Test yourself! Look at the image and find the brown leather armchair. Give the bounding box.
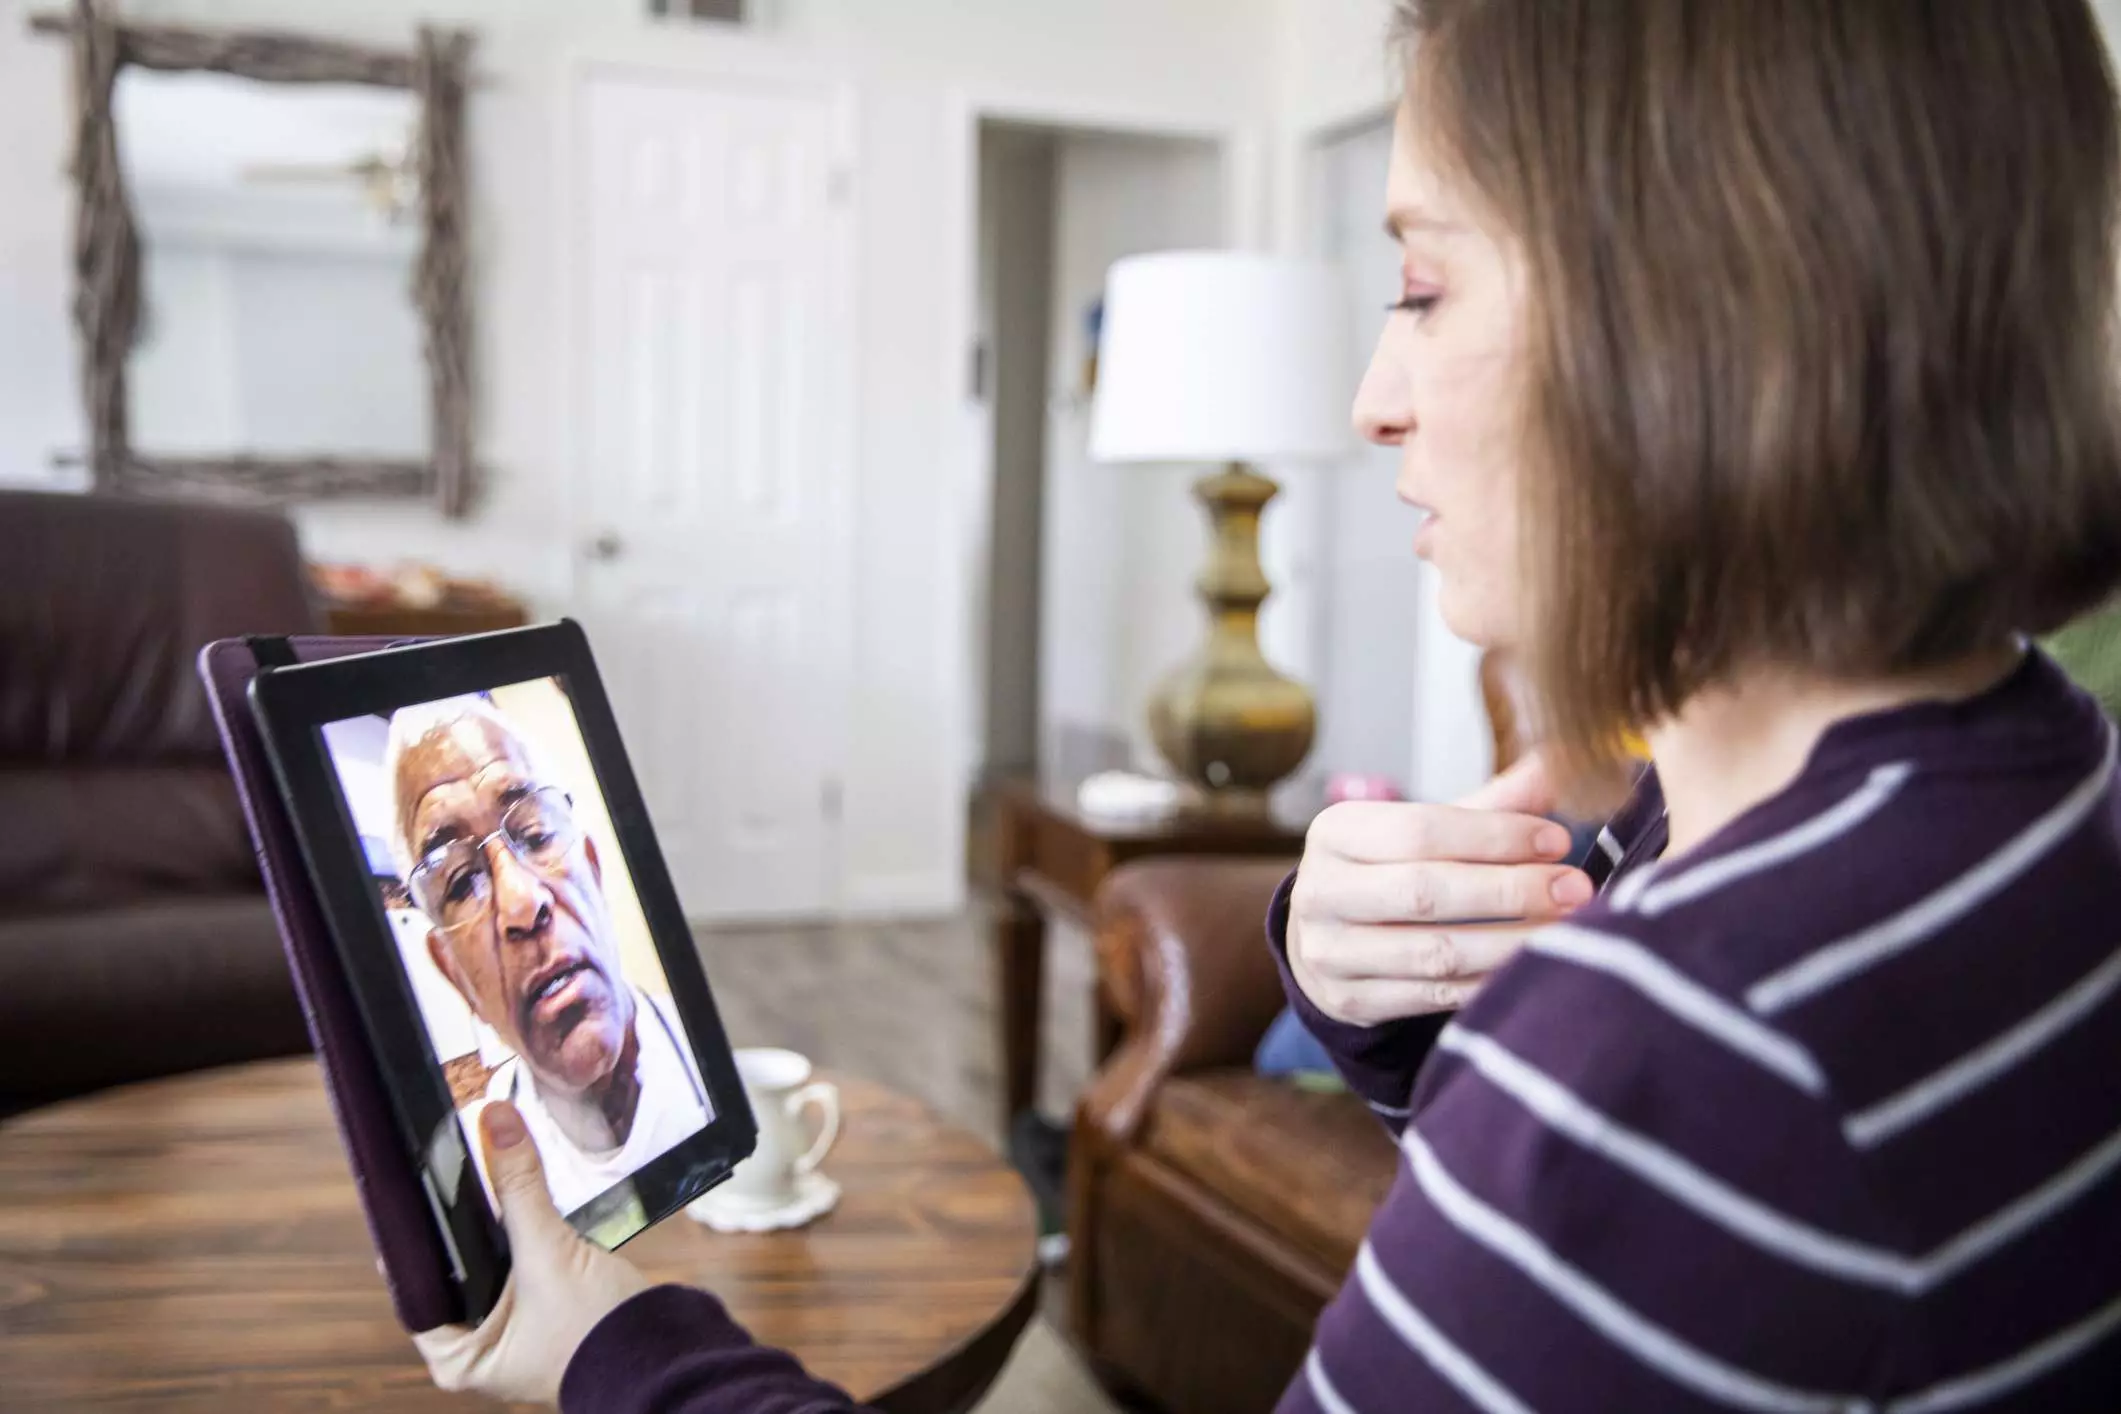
[1069,857,1399,1414]
[0,491,316,1113]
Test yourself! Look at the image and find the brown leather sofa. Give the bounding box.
[1069,857,1399,1414]
[0,491,315,1113]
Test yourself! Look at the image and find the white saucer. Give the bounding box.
[685,1171,841,1233]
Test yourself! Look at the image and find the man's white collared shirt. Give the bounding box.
[482,987,710,1216]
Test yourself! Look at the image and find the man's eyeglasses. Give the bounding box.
[407,786,581,935]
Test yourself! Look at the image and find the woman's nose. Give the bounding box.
[1352,329,1412,447]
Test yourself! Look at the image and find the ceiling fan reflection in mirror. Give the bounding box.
[240,147,416,223]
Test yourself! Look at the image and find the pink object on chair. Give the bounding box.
[1326,773,1405,804]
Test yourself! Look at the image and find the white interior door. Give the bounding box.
[573,67,852,924]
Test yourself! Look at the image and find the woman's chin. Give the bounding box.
[1435,583,1515,650]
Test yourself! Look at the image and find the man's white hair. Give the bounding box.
[381,694,557,878]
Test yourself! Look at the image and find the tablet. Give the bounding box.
[248,620,754,1320]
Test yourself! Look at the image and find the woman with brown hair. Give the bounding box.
[416,2,2121,1409]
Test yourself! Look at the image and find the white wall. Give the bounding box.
[0,0,1279,913]
[0,0,77,490]
[1271,0,1398,140]
[1038,131,1225,774]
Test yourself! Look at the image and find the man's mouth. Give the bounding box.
[520,958,602,1034]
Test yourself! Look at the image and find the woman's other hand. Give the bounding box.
[1287,750,1595,1026]
[413,1102,651,1407]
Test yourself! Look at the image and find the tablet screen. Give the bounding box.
[317,675,714,1221]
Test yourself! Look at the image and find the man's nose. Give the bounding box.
[1352,326,1412,446]
[489,840,553,940]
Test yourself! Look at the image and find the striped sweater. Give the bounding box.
[555,649,2120,1413]
[1274,649,2121,1413]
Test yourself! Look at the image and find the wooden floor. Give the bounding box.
[694,908,1116,1414]
[698,905,1100,1148]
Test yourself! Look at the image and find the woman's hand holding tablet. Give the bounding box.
[415,1100,652,1405]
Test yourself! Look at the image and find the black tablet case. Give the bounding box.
[198,634,461,1332]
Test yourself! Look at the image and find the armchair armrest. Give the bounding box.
[1079,856,1296,1144]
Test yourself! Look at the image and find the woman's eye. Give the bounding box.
[1389,293,1441,320]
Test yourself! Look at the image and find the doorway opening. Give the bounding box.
[968,119,1229,808]
[962,116,1231,1221]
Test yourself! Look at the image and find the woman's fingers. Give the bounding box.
[1298,857,1592,926]
[1303,921,1537,983]
[478,1102,576,1263]
[1310,800,1575,868]
[1287,749,1599,1028]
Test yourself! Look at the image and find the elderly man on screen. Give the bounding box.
[385,695,708,1216]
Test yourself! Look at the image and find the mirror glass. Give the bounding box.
[117,69,429,460]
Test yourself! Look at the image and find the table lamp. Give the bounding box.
[1090,251,1347,810]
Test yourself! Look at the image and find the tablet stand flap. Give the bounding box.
[197,635,461,1333]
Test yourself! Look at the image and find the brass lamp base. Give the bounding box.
[1149,462,1315,809]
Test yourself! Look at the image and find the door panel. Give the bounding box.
[575,70,849,922]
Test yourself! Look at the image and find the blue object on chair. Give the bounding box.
[1255,1003,1337,1077]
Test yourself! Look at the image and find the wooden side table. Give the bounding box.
[321,598,530,638]
[0,1060,1037,1412]
[984,776,1309,1133]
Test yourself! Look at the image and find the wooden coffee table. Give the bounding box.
[0,1060,1037,1412]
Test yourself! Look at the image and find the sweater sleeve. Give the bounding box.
[560,1285,871,1414]
[1268,869,1449,1132]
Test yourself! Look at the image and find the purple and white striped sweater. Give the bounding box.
[1276,649,2121,1413]
[557,649,2121,1413]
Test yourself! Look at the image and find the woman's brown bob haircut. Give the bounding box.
[1396,0,2121,773]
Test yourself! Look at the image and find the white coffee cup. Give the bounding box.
[717,1047,840,1209]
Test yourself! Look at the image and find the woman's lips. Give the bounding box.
[1412,508,1439,558]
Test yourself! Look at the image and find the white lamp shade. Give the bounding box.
[1090,251,1349,464]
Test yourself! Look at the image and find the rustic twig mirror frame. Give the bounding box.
[31,2,477,514]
